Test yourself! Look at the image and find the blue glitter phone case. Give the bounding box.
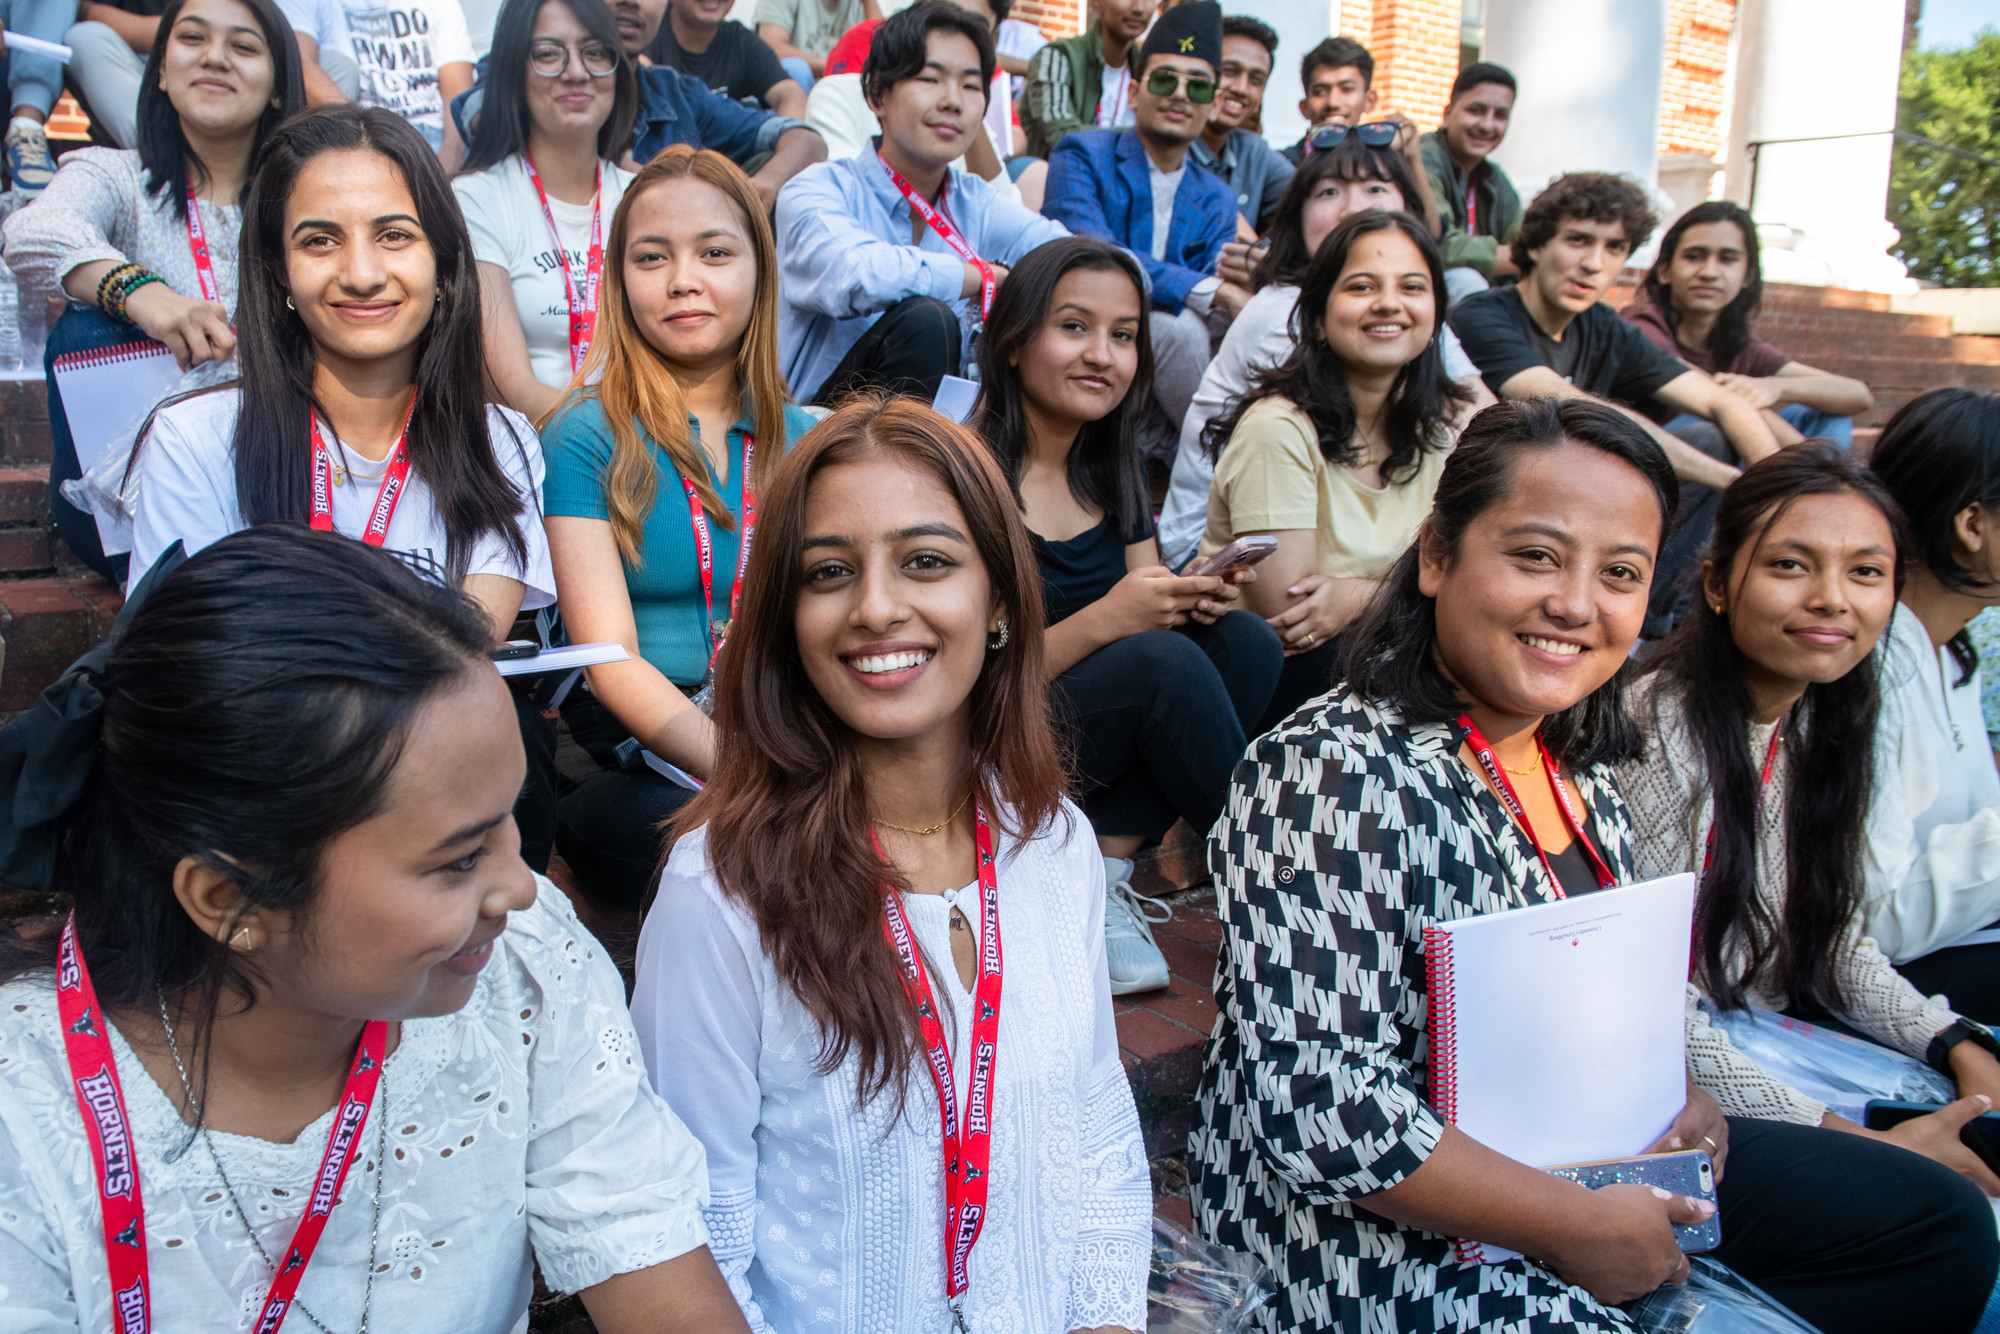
[1545,1150,1721,1253]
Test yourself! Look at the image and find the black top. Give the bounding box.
[645,18,788,107]
[1447,285,1688,408]
[1544,837,1604,899]
[1030,510,1155,624]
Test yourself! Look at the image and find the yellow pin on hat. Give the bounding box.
[1178,34,1194,51]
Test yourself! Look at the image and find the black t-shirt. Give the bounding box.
[1545,838,1605,899]
[645,18,789,108]
[1031,510,1156,625]
[1448,285,1688,409]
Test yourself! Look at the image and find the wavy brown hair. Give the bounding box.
[670,396,1067,1107]
[549,145,789,563]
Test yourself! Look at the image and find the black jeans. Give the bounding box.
[1710,1115,1997,1334]
[512,681,558,876]
[810,295,962,406]
[554,692,698,912]
[1051,610,1282,842]
[1898,936,2000,1025]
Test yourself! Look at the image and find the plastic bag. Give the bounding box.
[61,358,236,560]
[1630,1256,1822,1333]
[1147,1214,1274,1333]
[1700,1002,1954,1123]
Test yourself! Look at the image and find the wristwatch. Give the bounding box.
[1927,1017,2000,1075]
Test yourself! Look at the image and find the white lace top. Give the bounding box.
[632,806,1152,1334]
[1618,679,1958,1125]
[0,880,711,1332]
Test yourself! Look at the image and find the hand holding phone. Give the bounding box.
[1192,534,1278,580]
[1864,1097,2000,1194]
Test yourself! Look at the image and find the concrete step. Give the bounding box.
[0,574,123,712]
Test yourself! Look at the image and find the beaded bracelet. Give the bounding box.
[94,262,145,316]
[100,265,165,323]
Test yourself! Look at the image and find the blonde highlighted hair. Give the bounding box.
[549,145,789,564]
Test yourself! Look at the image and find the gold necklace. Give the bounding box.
[1501,749,1544,777]
[874,791,970,837]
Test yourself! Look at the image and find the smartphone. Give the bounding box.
[1864,1099,2000,1173]
[491,639,539,661]
[1193,535,1279,579]
[1545,1151,1721,1254]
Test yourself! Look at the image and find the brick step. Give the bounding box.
[1120,824,1220,1164]
[0,466,60,578]
[0,380,52,466]
[0,575,123,712]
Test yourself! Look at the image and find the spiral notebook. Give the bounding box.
[50,339,182,474]
[1424,872,1696,1263]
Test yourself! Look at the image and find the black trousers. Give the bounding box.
[553,693,698,912]
[1709,1115,1997,1334]
[1899,938,2000,1026]
[1051,611,1282,843]
[810,295,962,406]
[1257,637,1343,737]
[511,682,557,876]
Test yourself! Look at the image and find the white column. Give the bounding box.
[1479,0,1667,198]
[1722,0,1910,291]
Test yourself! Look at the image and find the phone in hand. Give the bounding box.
[1545,1150,1721,1254]
[1192,535,1278,579]
[1865,1099,2000,1173]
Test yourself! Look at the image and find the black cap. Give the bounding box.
[1138,0,1222,75]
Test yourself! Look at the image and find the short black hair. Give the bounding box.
[1449,61,1515,102]
[1512,171,1658,274]
[863,0,996,108]
[1222,14,1278,59]
[1300,35,1372,89]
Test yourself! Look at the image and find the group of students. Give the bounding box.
[3,0,2000,1332]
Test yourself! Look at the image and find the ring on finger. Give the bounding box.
[1301,632,1316,648]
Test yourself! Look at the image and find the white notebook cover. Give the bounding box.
[1424,872,1696,1171]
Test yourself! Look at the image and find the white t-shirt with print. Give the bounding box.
[454,156,635,392]
[1096,61,1133,128]
[130,387,555,606]
[338,0,475,137]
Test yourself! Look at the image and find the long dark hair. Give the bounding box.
[1644,200,1763,372]
[460,0,638,175]
[1203,210,1473,471]
[1870,388,2000,686]
[974,237,1153,542]
[1340,397,1678,768]
[232,105,530,580]
[138,0,305,220]
[1253,132,1423,293]
[672,397,1066,1109]
[1643,445,1906,1012]
[0,527,496,1116]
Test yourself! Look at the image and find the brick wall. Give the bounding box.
[1366,0,1462,128]
[1658,0,1732,157]
[1014,0,1084,40]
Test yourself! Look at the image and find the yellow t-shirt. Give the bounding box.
[1200,395,1453,580]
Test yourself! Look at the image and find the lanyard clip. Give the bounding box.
[950,1299,969,1334]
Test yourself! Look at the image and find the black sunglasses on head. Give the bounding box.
[1307,121,1399,151]
[1144,67,1217,103]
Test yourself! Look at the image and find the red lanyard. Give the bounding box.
[524,154,604,374]
[56,916,387,1334]
[1458,714,1616,898]
[184,185,221,304]
[878,154,995,320]
[310,396,416,548]
[679,432,756,667]
[1701,721,1785,875]
[874,801,1002,1326]
[1464,176,1478,233]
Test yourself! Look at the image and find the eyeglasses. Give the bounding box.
[529,40,619,78]
[1144,67,1217,104]
[1307,120,1399,151]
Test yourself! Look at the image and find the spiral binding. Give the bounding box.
[1423,923,1459,1124]
[50,338,173,373]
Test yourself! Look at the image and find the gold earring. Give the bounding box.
[230,926,256,952]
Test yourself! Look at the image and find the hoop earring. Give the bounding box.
[987,620,1009,651]
[284,294,294,310]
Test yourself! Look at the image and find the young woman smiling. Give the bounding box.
[1158,134,1492,570]
[1187,398,1998,1334]
[454,0,638,420]
[0,527,745,1332]
[540,146,816,912]
[2,0,304,580]
[1199,208,1476,732]
[630,396,1152,1331]
[1618,444,2000,1199]
[975,236,1280,993]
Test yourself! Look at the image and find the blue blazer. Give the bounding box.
[1041,128,1237,315]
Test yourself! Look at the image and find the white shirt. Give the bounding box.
[1157,283,1481,570]
[0,881,712,1332]
[1095,61,1132,128]
[631,807,1152,1334]
[129,387,556,607]
[1146,160,1181,263]
[454,156,635,390]
[281,0,476,136]
[1863,603,2000,960]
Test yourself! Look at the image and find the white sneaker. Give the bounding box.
[4,119,54,196]
[1104,865,1173,995]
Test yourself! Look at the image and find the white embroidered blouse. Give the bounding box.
[0,880,711,1333]
[631,804,1153,1334]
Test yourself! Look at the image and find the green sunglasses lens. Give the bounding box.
[1186,77,1215,102]
[1146,69,1217,102]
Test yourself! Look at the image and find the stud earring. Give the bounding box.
[229,926,256,952]
[987,620,1010,651]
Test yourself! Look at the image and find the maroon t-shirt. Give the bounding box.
[1619,300,1793,424]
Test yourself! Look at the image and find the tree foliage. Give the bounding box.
[1890,31,2000,287]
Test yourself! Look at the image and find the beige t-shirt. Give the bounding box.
[753,0,863,56]
[1200,395,1453,580]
